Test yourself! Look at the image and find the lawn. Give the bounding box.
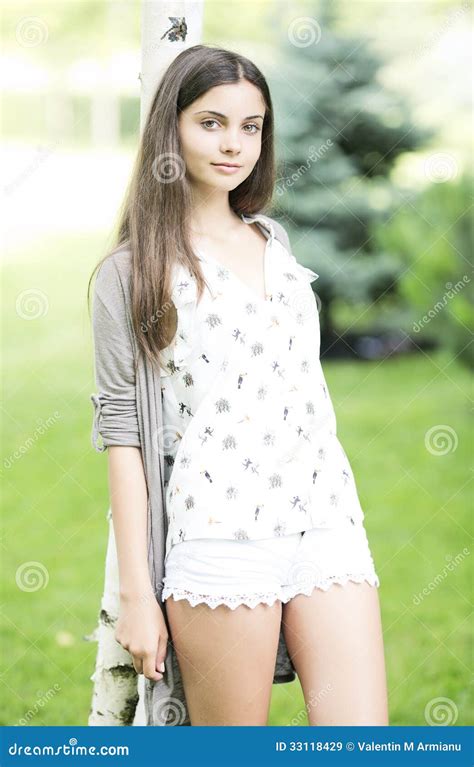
[2,232,472,726]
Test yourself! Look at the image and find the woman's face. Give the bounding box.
[178,79,266,192]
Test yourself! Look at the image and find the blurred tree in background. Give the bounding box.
[373,174,473,367]
[269,4,433,353]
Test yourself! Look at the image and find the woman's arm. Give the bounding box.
[108,445,152,600]
[90,252,168,681]
[90,254,140,452]
[108,445,168,682]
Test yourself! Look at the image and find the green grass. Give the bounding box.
[2,232,472,726]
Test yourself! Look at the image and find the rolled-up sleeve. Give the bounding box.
[90,254,141,452]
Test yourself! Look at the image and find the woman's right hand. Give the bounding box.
[115,590,169,682]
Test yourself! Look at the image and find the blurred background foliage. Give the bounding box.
[3,0,472,362]
[2,0,472,728]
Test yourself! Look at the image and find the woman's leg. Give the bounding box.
[166,597,283,725]
[282,581,388,725]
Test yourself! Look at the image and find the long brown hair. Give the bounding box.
[87,44,275,372]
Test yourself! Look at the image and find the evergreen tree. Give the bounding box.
[269,5,431,350]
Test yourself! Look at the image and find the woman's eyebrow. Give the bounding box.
[194,110,264,120]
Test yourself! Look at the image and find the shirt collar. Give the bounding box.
[240,212,275,244]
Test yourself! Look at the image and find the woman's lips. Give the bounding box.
[211,163,241,174]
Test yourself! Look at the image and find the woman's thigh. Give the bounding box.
[166,596,283,726]
[282,581,388,725]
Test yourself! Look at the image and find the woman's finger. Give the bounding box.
[156,632,168,674]
[132,657,143,675]
[143,651,163,681]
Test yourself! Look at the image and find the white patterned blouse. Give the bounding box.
[160,214,365,559]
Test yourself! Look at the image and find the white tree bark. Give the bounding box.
[88,0,204,727]
[88,509,140,726]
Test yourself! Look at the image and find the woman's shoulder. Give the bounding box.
[93,245,201,319]
[96,244,132,282]
[255,214,319,284]
[93,245,132,310]
[244,212,292,254]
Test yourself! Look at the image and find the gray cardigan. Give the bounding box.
[90,213,297,726]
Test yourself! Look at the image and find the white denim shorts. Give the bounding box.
[161,517,380,610]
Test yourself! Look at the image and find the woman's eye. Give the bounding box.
[243,123,261,134]
[200,120,261,133]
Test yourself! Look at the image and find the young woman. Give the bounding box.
[89,44,388,726]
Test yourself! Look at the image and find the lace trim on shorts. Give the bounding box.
[162,587,283,610]
[162,571,380,610]
[281,571,380,603]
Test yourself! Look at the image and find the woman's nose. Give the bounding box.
[220,129,242,153]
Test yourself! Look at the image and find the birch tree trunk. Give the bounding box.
[88,0,204,726]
